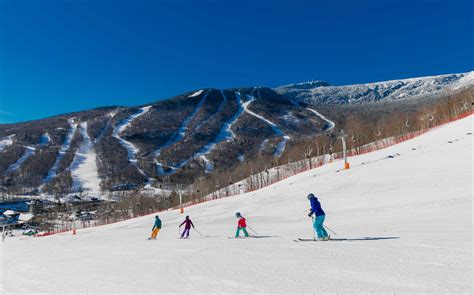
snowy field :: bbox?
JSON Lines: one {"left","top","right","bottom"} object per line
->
{"left": 1, "top": 116, "right": 472, "bottom": 294}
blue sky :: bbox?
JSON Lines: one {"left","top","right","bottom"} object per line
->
{"left": 0, "top": 0, "right": 472, "bottom": 123}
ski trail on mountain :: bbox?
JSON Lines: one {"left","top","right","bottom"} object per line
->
{"left": 280, "top": 86, "right": 336, "bottom": 132}
{"left": 213, "top": 91, "right": 245, "bottom": 141}
{"left": 195, "top": 90, "right": 227, "bottom": 131}
{"left": 42, "top": 118, "right": 78, "bottom": 186}
{"left": 6, "top": 146, "right": 36, "bottom": 173}
{"left": 69, "top": 122, "right": 101, "bottom": 195}
{"left": 0, "top": 135, "right": 14, "bottom": 152}
{"left": 112, "top": 106, "right": 151, "bottom": 178}
{"left": 194, "top": 90, "right": 228, "bottom": 172}
{"left": 306, "top": 108, "right": 335, "bottom": 131}
{"left": 6, "top": 132, "right": 51, "bottom": 173}
{"left": 172, "top": 91, "right": 245, "bottom": 172}
{"left": 243, "top": 94, "right": 290, "bottom": 157}
{"left": 189, "top": 89, "right": 204, "bottom": 97}
{"left": 155, "top": 90, "right": 209, "bottom": 174}
{"left": 95, "top": 109, "right": 119, "bottom": 144}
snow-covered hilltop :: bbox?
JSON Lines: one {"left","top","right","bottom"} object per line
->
{"left": 276, "top": 71, "right": 474, "bottom": 105}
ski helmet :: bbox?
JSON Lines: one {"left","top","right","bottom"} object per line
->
{"left": 185, "top": 215, "right": 189, "bottom": 219}
{"left": 307, "top": 193, "right": 315, "bottom": 200}
{"left": 235, "top": 212, "right": 241, "bottom": 218}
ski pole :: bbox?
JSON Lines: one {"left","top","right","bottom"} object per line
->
{"left": 247, "top": 225, "right": 258, "bottom": 235}
{"left": 323, "top": 224, "right": 338, "bottom": 236}
{"left": 311, "top": 216, "right": 317, "bottom": 240}
{"left": 194, "top": 227, "right": 203, "bottom": 236}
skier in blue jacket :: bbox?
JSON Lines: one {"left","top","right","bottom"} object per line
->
{"left": 307, "top": 193, "right": 329, "bottom": 240}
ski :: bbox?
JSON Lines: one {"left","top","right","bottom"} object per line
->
{"left": 294, "top": 238, "right": 317, "bottom": 242}
{"left": 294, "top": 238, "right": 328, "bottom": 242}
{"left": 228, "top": 236, "right": 274, "bottom": 239}
{"left": 294, "top": 238, "right": 346, "bottom": 242}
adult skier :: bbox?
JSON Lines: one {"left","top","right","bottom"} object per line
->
{"left": 179, "top": 215, "right": 195, "bottom": 239}
{"left": 150, "top": 215, "right": 162, "bottom": 240}
{"left": 307, "top": 193, "right": 329, "bottom": 240}
{"left": 235, "top": 212, "right": 249, "bottom": 238}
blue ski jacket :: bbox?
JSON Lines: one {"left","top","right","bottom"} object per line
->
{"left": 153, "top": 218, "right": 162, "bottom": 229}
{"left": 309, "top": 198, "right": 325, "bottom": 217}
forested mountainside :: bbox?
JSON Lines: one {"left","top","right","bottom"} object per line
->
{"left": 1, "top": 72, "right": 472, "bottom": 200}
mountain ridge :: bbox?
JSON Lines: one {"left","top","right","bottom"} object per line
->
{"left": 0, "top": 71, "right": 472, "bottom": 200}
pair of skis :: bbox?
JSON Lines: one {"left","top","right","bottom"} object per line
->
{"left": 294, "top": 238, "right": 331, "bottom": 242}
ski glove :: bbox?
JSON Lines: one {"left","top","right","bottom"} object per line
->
{"left": 308, "top": 210, "right": 314, "bottom": 217}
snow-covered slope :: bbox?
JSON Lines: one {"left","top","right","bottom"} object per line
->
{"left": 0, "top": 135, "right": 14, "bottom": 152}
{"left": 173, "top": 91, "right": 246, "bottom": 172}
{"left": 5, "top": 146, "right": 35, "bottom": 173}
{"left": 42, "top": 118, "right": 78, "bottom": 184}
{"left": 69, "top": 122, "right": 101, "bottom": 196}
{"left": 3, "top": 115, "right": 472, "bottom": 294}
{"left": 276, "top": 71, "right": 474, "bottom": 105}
{"left": 112, "top": 106, "right": 151, "bottom": 178}
{"left": 155, "top": 91, "right": 209, "bottom": 174}
{"left": 243, "top": 95, "right": 290, "bottom": 156}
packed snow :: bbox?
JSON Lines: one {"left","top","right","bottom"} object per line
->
{"left": 69, "top": 122, "right": 101, "bottom": 196}
{"left": 276, "top": 71, "right": 474, "bottom": 105}
{"left": 195, "top": 90, "right": 227, "bottom": 131}
{"left": 188, "top": 89, "right": 205, "bottom": 97}
{"left": 5, "top": 132, "right": 51, "bottom": 173}
{"left": 212, "top": 92, "right": 245, "bottom": 142}
{"left": 0, "top": 135, "right": 14, "bottom": 152}
{"left": 172, "top": 91, "right": 245, "bottom": 171}
{"left": 42, "top": 118, "right": 78, "bottom": 184}
{"left": 155, "top": 90, "right": 209, "bottom": 174}
{"left": 5, "top": 146, "right": 36, "bottom": 173}
{"left": 112, "top": 106, "right": 151, "bottom": 177}
{"left": 306, "top": 108, "right": 335, "bottom": 131}
{"left": 94, "top": 109, "right": 119, "bottom": 143}
{"left": 2, "top": 115, "right": 472, "bottom": 294}
{"left": 243, "top": 95, "right": 290, "bottom": 156}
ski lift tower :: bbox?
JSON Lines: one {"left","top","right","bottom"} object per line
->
{"left": 338, "top": 130, "right": 350, "bottom": 170}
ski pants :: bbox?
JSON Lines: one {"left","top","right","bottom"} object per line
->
{"left": 151, "top": 228, "right": 160, "bottom": 239}
{"left": 181, "top": 228, "right": 191, "bottom": 238}
{"left": 313, "top": 215, "right": 328, "bottom": 239}
{"left": 235, "top": 227, "right": 249, "bottom": 238}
